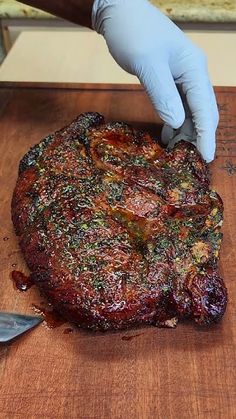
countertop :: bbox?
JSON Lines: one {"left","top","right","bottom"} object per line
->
{"left": 1, "top": 30, "right": 236, "bottom": 86}
{"left": 1, "top": 0, "right": 236, "bottom": 23}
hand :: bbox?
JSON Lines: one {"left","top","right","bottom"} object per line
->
{"left": 161, "top": 85, "right": 197, "bottom": 150}
{"left": 92, "top": 0, "right": 219, "bottom": 162}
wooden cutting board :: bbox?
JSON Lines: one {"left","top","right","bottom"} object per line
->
{"left": 0, "top": 83, "right": 235, "bottom": 419}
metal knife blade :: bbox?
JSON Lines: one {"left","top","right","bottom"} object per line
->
{"left": 0, "top": 312, "right": 43, "bottom": 343}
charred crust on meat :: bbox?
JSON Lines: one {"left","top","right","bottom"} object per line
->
{"left": 12, "top": 112, "right": 228, "bottom": 331}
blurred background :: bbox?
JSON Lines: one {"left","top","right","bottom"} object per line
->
{"left": 0, "top": 0, "right": 235, "bottom": 86}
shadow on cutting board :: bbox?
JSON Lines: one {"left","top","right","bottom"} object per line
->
{"left": 66, "top": 319, "right": 227, "bottom": 363}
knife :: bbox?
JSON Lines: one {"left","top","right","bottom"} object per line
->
{"left": 0, "top": 312, "right": 43, "bottom": 343}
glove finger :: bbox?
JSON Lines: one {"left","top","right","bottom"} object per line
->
{"left": 181, "top": 50, "right": 219, "bottom": 162}
{"left": 178, "top": 76, "right": 218, "bottom": 128}
{"left": 176, "top": 84, "right": 192, "bottom": 118}
{"left": 138, "top": 63, "right": 185, "bottom": 129}
{"left": 161, "top": 124, "right": 174, "bottom": 146}
{"left": 162, "top": 119, "right": 197, "bottom": 150}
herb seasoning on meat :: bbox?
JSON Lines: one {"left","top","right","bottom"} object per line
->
{"left": 12, "top": 113, "right": 227, "bottom": 330}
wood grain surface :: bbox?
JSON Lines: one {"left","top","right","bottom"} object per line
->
{"left": 0, "top": 84, "right": 235, "bottom": 419}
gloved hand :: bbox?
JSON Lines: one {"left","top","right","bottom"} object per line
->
{"left": 161, "top": 86, "right": 197, "bottom": 150}
{"left": 92, "top": 0, "right": 219, "bottom": 162}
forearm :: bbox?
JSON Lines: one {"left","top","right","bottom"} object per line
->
{"left": 19, "top": 0, "right": 94, "bottom": 28}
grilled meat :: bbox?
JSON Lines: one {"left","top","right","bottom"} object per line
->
{"left": 12, "top": 113, "right": 227, "bottom": 330}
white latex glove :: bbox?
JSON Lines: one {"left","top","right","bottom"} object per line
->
{"left": 92, "top": 0, "right": 219, "bottom": 162}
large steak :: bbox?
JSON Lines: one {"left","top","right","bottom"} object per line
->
{"left": 12, "top": 113, "right": 227, "bottom": 330}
